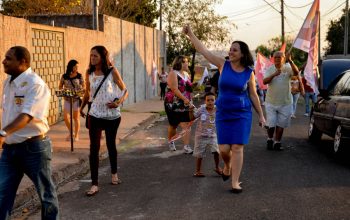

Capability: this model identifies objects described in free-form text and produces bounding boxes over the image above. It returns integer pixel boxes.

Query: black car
[308,70,350,155]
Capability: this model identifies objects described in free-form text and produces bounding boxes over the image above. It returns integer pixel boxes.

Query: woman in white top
[80,45,128,196]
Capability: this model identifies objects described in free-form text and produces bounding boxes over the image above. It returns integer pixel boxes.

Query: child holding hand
[189,92,222,177]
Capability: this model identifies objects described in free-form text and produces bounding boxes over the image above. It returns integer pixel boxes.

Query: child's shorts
[193,136,219,158]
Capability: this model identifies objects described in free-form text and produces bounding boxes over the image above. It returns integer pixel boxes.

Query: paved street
[27,106,350,220]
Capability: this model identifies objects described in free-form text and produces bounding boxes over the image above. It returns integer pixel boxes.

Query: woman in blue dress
[183,25,266,193]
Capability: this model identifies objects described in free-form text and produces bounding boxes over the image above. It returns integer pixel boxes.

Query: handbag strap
[92,68,113,100]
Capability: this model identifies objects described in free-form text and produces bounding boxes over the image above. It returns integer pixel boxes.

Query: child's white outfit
[193,104,219,158]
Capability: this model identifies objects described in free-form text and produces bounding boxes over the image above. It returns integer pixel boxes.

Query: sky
[214,0,345,53]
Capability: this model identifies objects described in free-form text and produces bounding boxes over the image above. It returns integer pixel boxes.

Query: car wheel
[308,115,322,142]
[333,125,345,155]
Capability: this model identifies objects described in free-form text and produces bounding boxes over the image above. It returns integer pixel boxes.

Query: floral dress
[164,71,192,112]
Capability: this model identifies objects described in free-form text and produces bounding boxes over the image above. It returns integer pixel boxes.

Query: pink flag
[292,0,320,53]
[255,52,273,90]
[293,0,320,94]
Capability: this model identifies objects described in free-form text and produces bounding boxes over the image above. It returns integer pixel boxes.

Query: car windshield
[331,71,350,96]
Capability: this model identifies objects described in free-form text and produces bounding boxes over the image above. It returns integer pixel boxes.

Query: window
[333,71,350,96]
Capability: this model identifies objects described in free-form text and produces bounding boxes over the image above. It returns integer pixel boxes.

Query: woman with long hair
[80,46,128,196]
[164,55,193,154]
[184,25,266,193]
[59,59,84,141]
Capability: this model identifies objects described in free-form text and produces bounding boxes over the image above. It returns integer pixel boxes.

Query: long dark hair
[172,55,188,71]
[88,45,113,75]
[63,59,78,79]
[232,41,254,68]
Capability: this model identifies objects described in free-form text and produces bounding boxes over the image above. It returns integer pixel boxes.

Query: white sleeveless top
[89,71,121,120]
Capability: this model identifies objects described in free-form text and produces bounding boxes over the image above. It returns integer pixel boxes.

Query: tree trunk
[190,50,196,82]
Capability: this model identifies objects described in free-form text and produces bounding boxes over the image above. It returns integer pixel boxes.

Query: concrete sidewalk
[12,97,165,215]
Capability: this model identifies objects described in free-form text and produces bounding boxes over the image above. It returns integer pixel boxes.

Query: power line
[284,3,304,20]
[227,6,274,21]
[262,0,280,14]
[284,1,313,9]
[323,1,345,17]
[222,2,276,18]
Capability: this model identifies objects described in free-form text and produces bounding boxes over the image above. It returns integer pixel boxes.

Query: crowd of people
[0,23,317,218]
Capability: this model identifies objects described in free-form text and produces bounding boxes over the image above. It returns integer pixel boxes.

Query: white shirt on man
[1,68,50,144]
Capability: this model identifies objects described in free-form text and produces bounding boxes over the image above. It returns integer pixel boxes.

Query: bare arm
[80,71,90,117]
[263,68,281,85]
[0,113,33,148]
[107,67,129,108]
[167,70,190,105]
[183,25,225,72]
[248,72,266,126]
[58,76,64,90]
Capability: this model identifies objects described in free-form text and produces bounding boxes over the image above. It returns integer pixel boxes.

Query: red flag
[279,42,286,53]
[254,52,273,90]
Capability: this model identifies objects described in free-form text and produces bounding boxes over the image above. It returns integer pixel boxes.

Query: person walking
[189,92,222,177]
[302,75,317,117]
[290,74,305,118]
[263,51,299,151]
[159,67,168,100]
[59,59,85,141]
[0,46,59,219]
[80,45,128,196]
[183,25,266,193]
[164,55,194,154]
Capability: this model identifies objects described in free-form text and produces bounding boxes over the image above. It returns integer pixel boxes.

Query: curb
[12,112,160,217]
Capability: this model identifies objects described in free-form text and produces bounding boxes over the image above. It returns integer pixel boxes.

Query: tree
[0,0,159,27]
[255,36,307,67]
[1,0,84,15]
[99,0,159,27]
[324,9,349,55]
[163,0,233,81]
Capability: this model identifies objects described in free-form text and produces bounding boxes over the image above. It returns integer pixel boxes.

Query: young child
[189,92,222,177]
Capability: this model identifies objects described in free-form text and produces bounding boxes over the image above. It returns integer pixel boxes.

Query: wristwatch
[0,130,7,137]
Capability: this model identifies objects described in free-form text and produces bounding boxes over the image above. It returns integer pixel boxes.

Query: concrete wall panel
[121,20,135,106]
[0,14,165,124]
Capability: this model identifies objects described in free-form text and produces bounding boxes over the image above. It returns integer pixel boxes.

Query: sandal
[111,175,122,185]
[86,185,99,196]
[193,172,205,177]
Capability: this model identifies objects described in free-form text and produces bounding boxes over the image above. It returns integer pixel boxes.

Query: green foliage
[0,0,159,27]
[324,9,349,55]
[1,0,83,15]
[100,0,159,27]
[163,0,233,79]
[255,36,307,67]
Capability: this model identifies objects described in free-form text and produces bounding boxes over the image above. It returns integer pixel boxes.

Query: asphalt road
[27,107,350,220]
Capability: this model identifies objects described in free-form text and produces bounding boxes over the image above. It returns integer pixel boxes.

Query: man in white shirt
[0,46,59,219]
[263,51,299,151]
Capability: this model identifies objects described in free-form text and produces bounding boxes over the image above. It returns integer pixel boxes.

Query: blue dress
[215,61,253,145]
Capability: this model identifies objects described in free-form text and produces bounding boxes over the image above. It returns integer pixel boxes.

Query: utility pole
[344,0,349,55]
[281,0,285,43]
[92,0,99,31]
[263,0,285,43]
[159,0,163,30]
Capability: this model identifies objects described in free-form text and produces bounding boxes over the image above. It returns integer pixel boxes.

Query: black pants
[160,82,167,99]
[88,115,121,186]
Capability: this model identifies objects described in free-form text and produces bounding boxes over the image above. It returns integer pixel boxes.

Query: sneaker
[183,145,193,154]
[169,141,176,151]
[267,139,274,150]
[304,113,309,117]
[291,114,296,119]
[273,142,284,151]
